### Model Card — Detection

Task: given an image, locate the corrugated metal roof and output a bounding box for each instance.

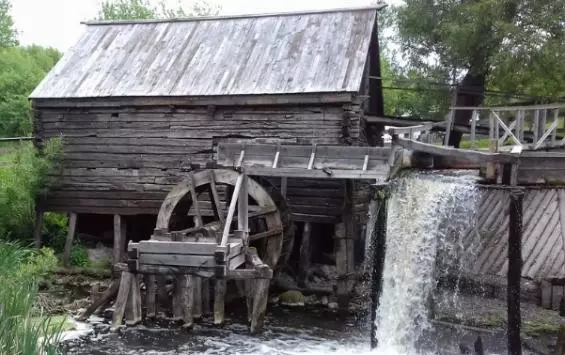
[30,6,381,99]
[463,188,565,280]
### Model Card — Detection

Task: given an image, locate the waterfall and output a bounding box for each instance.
[372,171,479,355]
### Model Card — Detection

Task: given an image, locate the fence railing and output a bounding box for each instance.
[444,103,565,152]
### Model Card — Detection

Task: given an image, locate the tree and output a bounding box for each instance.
[0,46,62,136]
[0,0,17,47]
[98,0,219,20]
[389,0,565,147]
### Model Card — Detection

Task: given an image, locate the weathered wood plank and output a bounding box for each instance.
[136,241,241,256]
[62,213,77,268]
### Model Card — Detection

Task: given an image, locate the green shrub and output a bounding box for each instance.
[0,138,63,243]
[0,242,63,354]
[41,212,68,253]
[70,242,90,268]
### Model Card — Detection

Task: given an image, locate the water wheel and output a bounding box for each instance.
[153,168,292,270]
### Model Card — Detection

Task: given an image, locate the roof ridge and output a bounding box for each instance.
[81,4,386,26]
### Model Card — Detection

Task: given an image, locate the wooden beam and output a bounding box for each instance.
[220,173,244,246]
[507,188,524,355]
[370,187,388,349]
[393,136,518,164]
[113,215,126,265]
[62,213,78,268]
[33,210,44,248]
[298,222,312,287]
[241,166,389,180]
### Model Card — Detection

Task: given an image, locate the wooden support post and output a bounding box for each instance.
[113,215,127,265]
[33,210,44,248]
[486,112,497,180]
[146,274,157,318]
[250,276,270,334]
[370,187,388,349]
[245,280,254,323]
[298,222,312,287]
[78,280,119,321]
[62,213,77,268]
[126,274,142,326]
[508,187,523,355]
[337,180,355,309]
[172,276,185,321]
[157,275,169,316]
[193,276,202,319]
[201,278,211,316]
[182,275,194,329]
[555,297,565,355]
[214,279,227,325]
[111,271,132,332]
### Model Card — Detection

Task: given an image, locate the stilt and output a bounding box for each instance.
[33,210,44,248]
[250,277,269,333]
[62,213,77,268]
[214,279,227,325]
[507,187,523,355]
[193,276,202,319]
[201,278,211,316]
[370,187,388,349]
[335,222,354,309]
[157,275,169,316]
[172,275,185,321]
[146,274,157,318]
[113,215,127,265]
[245,280,254,323]
[298,222,312,287]
[182,275,194,329]
[112,271,132,332]
[555,297,565,355]
[126,274,142,326]
[78,280,119,321]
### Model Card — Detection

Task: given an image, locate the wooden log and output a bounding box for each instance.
[541,280,552,309]
[250,275,270,334]
[193,276,202,319]
[214,279,227,325]
[62,213,78,268]
[33,210,44,248]
[335,223,351,309]
[146,274,157,318]
[201,278,211,316]
[370,188,389,349]
[157,275,169,316]
[111,271,132,332]
[182,275,194,329]
[126,274,142,326]
[246,280,254,323]
[298,222,312,287]
[78,280,119,321]
[172,276,185,321]
[508,188,523,355]
[113,215,127,265]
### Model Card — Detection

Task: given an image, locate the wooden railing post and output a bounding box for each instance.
[508,186,523,355]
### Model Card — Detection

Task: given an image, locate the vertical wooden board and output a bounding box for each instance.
[126,274,142,326]
[33,210,44,248]
[250,277,270,334]
[201,278,211,316]
[541,280,552,309]
[554,286,564,311]
[63,213,78,268]
[298,222,312,287]
[157,275,169,315]
[112,271,132,331]
[214,279,227,325]
[172,275,184,321]
[146,274,157,318]
[193,276,202,319]
[183,275,194,329]
[113,215,126,264]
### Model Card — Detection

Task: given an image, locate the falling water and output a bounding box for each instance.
[373,171,479,355]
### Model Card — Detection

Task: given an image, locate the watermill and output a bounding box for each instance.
[79,142,392,333]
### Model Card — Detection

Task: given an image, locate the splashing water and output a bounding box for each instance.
[373,171,479,355]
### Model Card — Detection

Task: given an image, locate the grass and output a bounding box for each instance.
[0,242,62,355]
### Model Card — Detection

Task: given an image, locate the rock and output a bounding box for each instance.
[94,323,111,334]
[321,296,329,306]
[87,243,112,264]
[269,295,280,304]
[305,295,319,305]
[279,290,306,307]
[328,302,339,309]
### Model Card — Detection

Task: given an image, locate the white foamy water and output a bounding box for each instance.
[372,171,479,355]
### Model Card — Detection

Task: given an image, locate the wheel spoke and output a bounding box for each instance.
[207,170,225,225]
[188,172,203,227]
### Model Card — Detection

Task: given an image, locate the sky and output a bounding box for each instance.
[10,0,392,52]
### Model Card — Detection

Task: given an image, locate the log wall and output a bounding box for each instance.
[35,102,361,221]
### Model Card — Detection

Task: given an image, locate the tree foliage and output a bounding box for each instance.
[0,0,17,47]
[0,46,62,137]
[383,0,565,144]
[98,0,220,20]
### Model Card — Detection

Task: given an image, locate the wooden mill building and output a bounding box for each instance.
[30,6,386,293]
